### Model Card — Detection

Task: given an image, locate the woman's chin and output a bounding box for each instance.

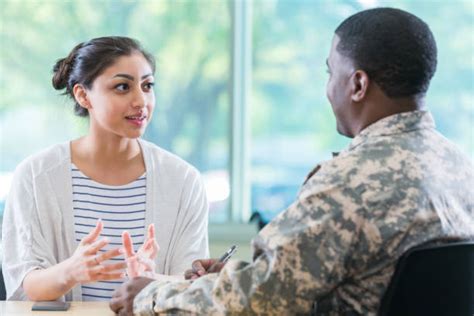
[123,129,145,139]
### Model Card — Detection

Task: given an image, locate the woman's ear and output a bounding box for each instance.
[72,84,91,110]
[351,70,369,102]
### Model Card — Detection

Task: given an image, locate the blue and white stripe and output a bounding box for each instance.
[71,164,146,301]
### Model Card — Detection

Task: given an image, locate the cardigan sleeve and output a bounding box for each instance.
[1,160,57,300]
[167,167,209,275]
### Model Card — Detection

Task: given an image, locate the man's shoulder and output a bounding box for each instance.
[303,128,473,204]
[359,126,469,161]
[349,127,472,171]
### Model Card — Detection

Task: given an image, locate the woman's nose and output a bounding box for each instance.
[132,90,146,108]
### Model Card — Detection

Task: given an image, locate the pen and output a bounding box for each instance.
[208,245,238,272]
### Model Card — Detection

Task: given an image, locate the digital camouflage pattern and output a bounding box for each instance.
[134,111,474,315]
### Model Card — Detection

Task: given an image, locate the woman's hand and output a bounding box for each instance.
[22,219,126,301]
[122,224,160,278]
[64,220,126,286]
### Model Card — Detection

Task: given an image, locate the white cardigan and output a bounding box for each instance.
[2,139,209,301]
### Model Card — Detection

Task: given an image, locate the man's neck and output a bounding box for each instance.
[355,94,425,136]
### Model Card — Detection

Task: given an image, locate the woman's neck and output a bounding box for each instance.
[70,135,145,186]
[71,134,142,170]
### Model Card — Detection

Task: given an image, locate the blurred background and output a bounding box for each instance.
[0,0,473,261]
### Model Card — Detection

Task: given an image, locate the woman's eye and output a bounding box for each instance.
[115,83,129,91]
[143,82,155,91]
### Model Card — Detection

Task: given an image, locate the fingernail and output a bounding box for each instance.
[118,248,124,254]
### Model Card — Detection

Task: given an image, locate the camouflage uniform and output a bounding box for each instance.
[134,111,474,315]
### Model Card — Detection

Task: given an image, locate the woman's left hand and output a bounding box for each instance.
[122,224,160,278]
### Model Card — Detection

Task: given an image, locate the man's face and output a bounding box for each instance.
[326,35,356,137]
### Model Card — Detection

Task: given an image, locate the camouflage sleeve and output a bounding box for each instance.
[133,182,365,315]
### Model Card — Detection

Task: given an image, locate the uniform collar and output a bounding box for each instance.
[347,110,435,151]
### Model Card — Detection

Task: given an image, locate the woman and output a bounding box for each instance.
[2,36,209,301]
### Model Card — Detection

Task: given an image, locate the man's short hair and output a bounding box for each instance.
[335,7,437,98]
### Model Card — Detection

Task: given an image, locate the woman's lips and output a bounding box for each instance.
[125,115,146,126]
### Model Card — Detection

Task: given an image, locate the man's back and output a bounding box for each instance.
[295,110,473,314]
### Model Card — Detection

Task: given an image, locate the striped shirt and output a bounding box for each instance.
[71,164,146,301]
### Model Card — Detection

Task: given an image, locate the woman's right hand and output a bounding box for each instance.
[64,220,126,286]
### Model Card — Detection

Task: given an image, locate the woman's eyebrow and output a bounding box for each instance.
[112,73,153,80]
[113,73,134,80]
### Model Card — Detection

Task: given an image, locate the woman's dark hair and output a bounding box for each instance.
[52,36,155,117]
[335,8,437,98]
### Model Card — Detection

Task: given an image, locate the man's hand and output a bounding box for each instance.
[184,259,225,280]
[110,276,154,316]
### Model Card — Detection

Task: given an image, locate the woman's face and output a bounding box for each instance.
[85,52,155,140]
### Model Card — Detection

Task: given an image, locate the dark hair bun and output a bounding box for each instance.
[52,57,72,90]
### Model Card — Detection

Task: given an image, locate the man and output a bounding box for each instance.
[110,7,474,315]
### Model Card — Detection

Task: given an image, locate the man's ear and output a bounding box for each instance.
[351,70,369,102]
[72,84,91,110]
